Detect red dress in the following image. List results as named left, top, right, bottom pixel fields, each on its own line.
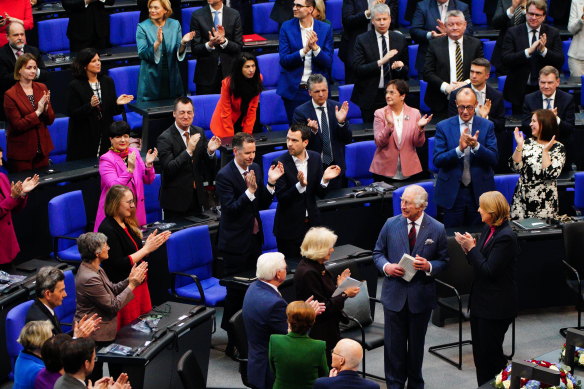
left=0, top=0, right=33, bottom=47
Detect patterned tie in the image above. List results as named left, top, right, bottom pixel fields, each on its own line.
left=461, top=125, right=471, bottom=186
left=513, top=5, right=524, bottom=25
left=545, top=98, right=552, bottom=109
left=455, top=40, right=464, bottom=82
left=317, top=107, right=334, bottom=165
left=16, top=49, right=23, bottom=57
left=380, top=34, right=390, bottom=86
left=213, top=10, right=220, bottom=28
left=408, top=221, right=416, bottom=254
left=242, top=171, right=260, bottom=234
left=183, top=131, right=190, bottom=145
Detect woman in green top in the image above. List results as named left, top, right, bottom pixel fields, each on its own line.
left=269, top=301, right=329, bottom=389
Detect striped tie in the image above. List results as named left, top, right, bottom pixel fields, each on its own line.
left=455, top=40, right=464, bottom=82
left=513, top=5, right=524, bottom=25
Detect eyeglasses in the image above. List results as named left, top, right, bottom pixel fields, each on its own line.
left=293, top=3, right=310, bottom=8
left=457, top=105, right=476, bottom=112
left=124, top=199, right=136, bottom=205
left=332, top=351, right=344, bottom=359
left=526, top=12, right=545, bottom=18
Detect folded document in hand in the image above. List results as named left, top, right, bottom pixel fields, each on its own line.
left=332, top=277, right=362, bottom=297
left=398, top=253, right=417, bottom=282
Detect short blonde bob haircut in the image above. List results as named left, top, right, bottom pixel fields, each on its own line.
left=286, top=301, right=316, bottom=334
left=17, top=320, right=54, bottom=351
left=300, top=227, right=338, bottom=261
left=313, top=0, right=327, bottom=21
left=478, top=191, right=510, bottom=227
left=148, top=0, right=173, bottom=18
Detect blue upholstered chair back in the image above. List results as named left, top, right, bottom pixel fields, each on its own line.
left=54, top=270, right=76, bottom=333
left=262, top=150, right=287, bottom=186
left=494, top=174, right=520, bottom=206
left=392, top=181, right=437, bottom=218
left=471, top=0, right=487, bottom=25
left=497, top=76, right=513, bottom=115
left=48, top=117, right=69, bottom=164
left=110, top=11, right=140, bottom=46
left=48, top=190, right=86, bottom=254
left=398, top=0, right=410, bottom=26
left=38, top=18, right=69, bottom=53
left=0, top=129, right=5, bottom=155
left=167, top=225, right=214, bottom=289
left=427, top=136, right=438, bottom=173
left=345, top=140, right=376, bottom=186
left=6, top=300, right=34, bottom=378
left=327, top=0, right=343, bottom=31
left=144, top=174, right=162, bottom=223
left=109, top=65, right=143, bottom=132
left=408, top=44, right=419, bottom=79
left=260, top=90, right=289, bottom=132
left=260, top=209, right=277, bottom=253
left=257, top=53, right=279, bottom=90
left=187, top=59, right=198, bottom=95
left=252, top=3, right=279, bottom=34
left=182, top=7, right=202, bottom=36
left=338, top=84, right=363, bottom=123
left=574, top=172, right=584, bottom=212
left=419, top=80, right=431, bottom=114
left=191, top=94, right=220, bottom=133
left=482, top=40, right=496, bottom=73
left=332, top=48, right=345, bottom=85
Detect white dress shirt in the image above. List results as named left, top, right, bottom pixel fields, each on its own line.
left=471, top=85, right=487, bottom=106
left=260, top=280, right=281, bottom=295
left=234, top=161, right=275, bottom=201
left=299, top=19, right=321, bottom=83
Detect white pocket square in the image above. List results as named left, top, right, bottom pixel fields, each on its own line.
left=424, top=239, right=434, bottom=245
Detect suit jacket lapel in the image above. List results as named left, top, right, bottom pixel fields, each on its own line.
left=411, top=214, right=430, bottom=255
left=399, top=216, right=410, bottom=254
left=430, top=0, right=441, bottom=22
left=284, top=153, right=299, bottom=177
left=292, top=19, right=303, bottom=52
left=230, top=160, right=247, bottom=191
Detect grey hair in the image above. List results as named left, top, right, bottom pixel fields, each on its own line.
left=445, top=9, right=465, bottom=21
left=403, top=185, right=428, bottom=209
left=307, top=73, right=327, bottom=91
left=6, top=21, right=24, bottom=36
left=256, top=252, right=287, bottom=280
left=456, top=87, right=477, bottom=103
left=370, top=3, right=390, bottom=19
left=35, top=267, right=65, bottom=299
left=77, top=232, right=108, bottom=262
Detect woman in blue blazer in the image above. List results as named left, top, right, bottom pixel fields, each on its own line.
left=454, top=191, right=519, bottom=386
left=136, top=0, right=195, bottom=101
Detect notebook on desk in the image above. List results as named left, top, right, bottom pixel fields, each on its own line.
left=512, top=218, right=551, bottom=230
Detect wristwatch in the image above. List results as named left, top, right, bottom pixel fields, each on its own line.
left=341, top=292, right=348, bottom=298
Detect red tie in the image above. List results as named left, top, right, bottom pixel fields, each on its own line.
left=16, top=49, right=23, bottom=57
left=408, top=221, right=416, bottom=253
left=243, top=171, right=260, bottom=234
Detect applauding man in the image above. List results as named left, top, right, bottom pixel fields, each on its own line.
left=293, top=74, right=351, bottom=188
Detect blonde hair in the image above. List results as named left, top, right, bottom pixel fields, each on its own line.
left=479, top=191, right=510, bottom=227
left=300, top=227, right=337, bottom=261
left=17, top=320, right=53, bottom=351
left=148, top=0, right=173, bottom=18
left=313, top=0, right=326, bottom=21
left=104, top=185, right=143, bottom=238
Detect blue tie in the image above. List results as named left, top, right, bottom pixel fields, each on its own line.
left=318, top=107, right=333, bottom=165
left=213, top=11, right=219, bottom=28
left=545, top=98, right=552, bottom=109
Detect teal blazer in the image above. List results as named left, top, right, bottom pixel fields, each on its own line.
left=269, top=332, right=329, bottom=389
left=136, top=18, right=185, bottom=102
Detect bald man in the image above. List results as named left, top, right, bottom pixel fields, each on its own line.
left=313, top=339, right=379, bottom=388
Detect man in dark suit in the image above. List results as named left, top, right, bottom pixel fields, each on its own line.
left=292, top=74, right=351, bottom=189
left=314, top=339, right=380, bottom=389
left=501, top=0, right=563, bottom=114
left=0, top=22, right=47, bottom=121
left=62, top=0, right=114, bottom=52
left=25, top=267, right=66, bottom=334
left=491, top=0, right=526, bottom=75
left=350, top=3, right=408, bottom=123
left=276, top=0, right=334, bottom=122
left=339, top=0, right=398, bottom=84
left=521, top=65, right=575, bottom=169
left=410, top=0, right=472, bottom=76
left=190, top=0, right=243, bottom=95
left=273, top=124, right=341, bottom=260
left=54, top=338, right=98, bottom=389
left=216, top=132, right=284, bottom=354
left=423, top=10, right=484, bottom=119
left=156, top=97, right=222, bottom=220
left=434, top=88, right=498, bottom=228
left=373, top=184, right=449, bottom=389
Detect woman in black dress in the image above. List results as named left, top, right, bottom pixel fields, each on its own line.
left=293, top=227, right=360, bottom=362
left=66, top=48, right=134, bottom=161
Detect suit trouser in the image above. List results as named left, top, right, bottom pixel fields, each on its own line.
left=470, top=315, right=513, bottom=386
left=438, top=185, right=480, bottom=228
left=383, top=306, right=432, bottom=389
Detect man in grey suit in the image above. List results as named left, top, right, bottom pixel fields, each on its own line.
left=373, top=184, right=449, bottom=389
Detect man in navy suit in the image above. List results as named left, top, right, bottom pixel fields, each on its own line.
left=313, top=339, right=380, bottom=389
left=292, top=74, right=351, bottom=189
left=434, top=88, right=498, bottom=228
left=410, top=0, right=472, bottom=76
left=276, top=0, right=334, bottom=122
left=373, top=184, right=449, bottom=389
left=273, top=123, right=341, bottom=260
left=501, top=0, right=563, bottom=114
left=216, top=132, right=285, bottom=354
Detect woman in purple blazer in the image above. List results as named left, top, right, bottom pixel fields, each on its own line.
left=0, top=146, right=39, bottom=267
left=94, top=121, right=157, bottom=231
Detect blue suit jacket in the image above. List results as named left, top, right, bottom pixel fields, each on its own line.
left=373, top=213, right=449, bottom=313
left=242, top=281, right=287, bottom=389
left=409, top=0, right=472, bottom=75
left=433, top=115, right=498, bottom=210
left=313, top=370, right=380, bottom=389
left=276, top=18, right=334, bottom=100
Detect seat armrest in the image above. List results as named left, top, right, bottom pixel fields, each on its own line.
left=170, top=271, right=206, bottom=305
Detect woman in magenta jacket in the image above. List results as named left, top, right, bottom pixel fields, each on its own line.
left=369, top=79, right=432, bottom=183
left=94, top=121, right=157, bottom=231
left=0, top=146, right=38, bottom=266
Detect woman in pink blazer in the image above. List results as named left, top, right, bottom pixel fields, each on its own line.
left=94, top=121, right=157, bottom=231
left=0, top=147, right=39, bottom=266
left=369, top=79, right=432, bottom=182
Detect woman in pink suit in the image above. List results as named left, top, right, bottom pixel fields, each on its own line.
left=94, top=121, right=157, bottom=231
left=0, top=146, right=39, bottom=267
left=369, top=79, right=432, bottom=183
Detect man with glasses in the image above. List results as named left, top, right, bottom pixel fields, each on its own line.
left=433, top=88, right=498, bottom=227
left=423, top=10, right=483, bottom=120
left=501, top=0, right=563, bottom=114
left=277, top=0, right=334, bottom=122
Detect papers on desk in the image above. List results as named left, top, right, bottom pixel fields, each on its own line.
left=332, top=277, right=362, bottom=297
left=398, top=254, right=417, bottom=282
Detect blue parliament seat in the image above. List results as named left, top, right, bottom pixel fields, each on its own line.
left=327, top=0, right=343, bottom=32
left=419, top=80, right=431, bottom=114
left=260, top=90, right=289, bottom=132
left=332, top=48, right=345, bottom=85
left=6, top=300, right=34, bottom=379
left=252, top=3, right=279, bottom=34
left=108, top=65, right=143, bottom=133
left=574, top=172, right=584, bottom=213
left=37, top=18, right=69, bottom=54
left=345, top=140, right=376, bottom=187
left=482, top=40, right=496, bottom=72
left=257, top=53, right=279, bottom=90
left=48, top=117, right=69, bottom=164
left=392, top=181, right=437, bottom=218
left=398, top=0, right=410, bottom=27
left=260, top=209, right=278, bottom=253
left=494, top=174, right=520, bottom=206
left=408, top=44, right=419, bottom=79
left=191, top=94, right=220, bottom=134
left=427, top=136, right=438, bottom=174
left=562, top=40, right=571, bottom=77
left=262, top=150, right=287, bottom=186
left=48, top=190, right=87, bottom=263
left=497, top=76, right=512, bottom=115
left=338, top=84, right=363, bottom=124
left=166, top=225, right=227, bottom=306
left=53, top=269, right=76, bottom=333
left=182, top=7, right=202, bottom=36
left=187, top=59, right=197, bottom=95
left=471, top=0, right=487, bottom=26
left=144, top=174, right=162, bottom=223
left=110, top=11, right=140, bottom=47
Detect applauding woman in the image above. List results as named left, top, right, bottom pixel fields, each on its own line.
left=95, top=121, right=157, bottom=230
left=67, top=48, right=134, bottom=161
left=369, top=80, right=431, bottom=183
left=454, top=191, right=518, bottom=386
left=136, top=0, right=195, bottom=101
left=97, top=185, right=170, bottom=327
left=210, top=52, right=263, bottom=137
left=510, top=109, right=566, bottom=219
left=4, top=53, right=54, bottom=172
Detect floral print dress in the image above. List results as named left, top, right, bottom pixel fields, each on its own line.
left=509, top=138, right=566, bottom=219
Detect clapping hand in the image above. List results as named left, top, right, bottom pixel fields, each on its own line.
left=245, top=169, right=258, bottom=193
left=111, top=373, right=131, bottom=389
left=181, top=31, right=196, bottom=45
left=454, top=231, right=476, bottom=253
left=477, top=99, right=492, bottom=118
left=129, top=261, right=148, bottom=288
left=538, top=33, right=547, bottom=53
left=297, top=171, right=307, bottom=187
left=322, top=165, right=341, bottom=183
left=143, top=229, right=171, bottom=254
left=116, top=94, right=134, bottom=105
left=207, top=135, right=222, bottom=153
left=73, top=313, right=102, bottom=339
left=36, top=91, right=50, bottom=115
left=384, top=108, right=394, bottom=128
left=417, top=114, right=433, bottom=129
left=10, top=181, right=23, bottom=199
left=513, top=127, right=524, bottom=149
left=459, top=128, right=470, bottom=150
left=337, top=268, right=351, bottom=286
left=435, top=19, right=447, bottom=35
left=335, top=101, right=349, bottom=123
left=90, top=94, right=100, bottom=107
left=127, top=151, right=136, bottom=172
left=268, top=161, right=285, bottom=184
left=306, top=118, right=319, bottom=133
left=391, top=60, right=404, bottom=70
left=156, top=26, right=164, bottom=43
left=305, top=295, right=326, bottom=315
left=543, top=135, right=556, bottom=152
left=466, top=130, right=479, bottom=148
left=380, top=49, right=398, bottom=65
left=550, top=107, right=558, bottom=117
left=187, top=133, right=201, bottom=153
left=145, top=148, right=158, bottom=167
left=308, top=30, right=319, bottom=51
left=21, top=174, right=39, bottom=195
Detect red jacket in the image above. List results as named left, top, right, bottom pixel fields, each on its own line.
left=0, top=0, right=33, bottom=47
left=4, top=81, right=55, bottom=161
left=0, top=173, right=26, bottom=264
left=210, top=76, right=260, bottom=138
